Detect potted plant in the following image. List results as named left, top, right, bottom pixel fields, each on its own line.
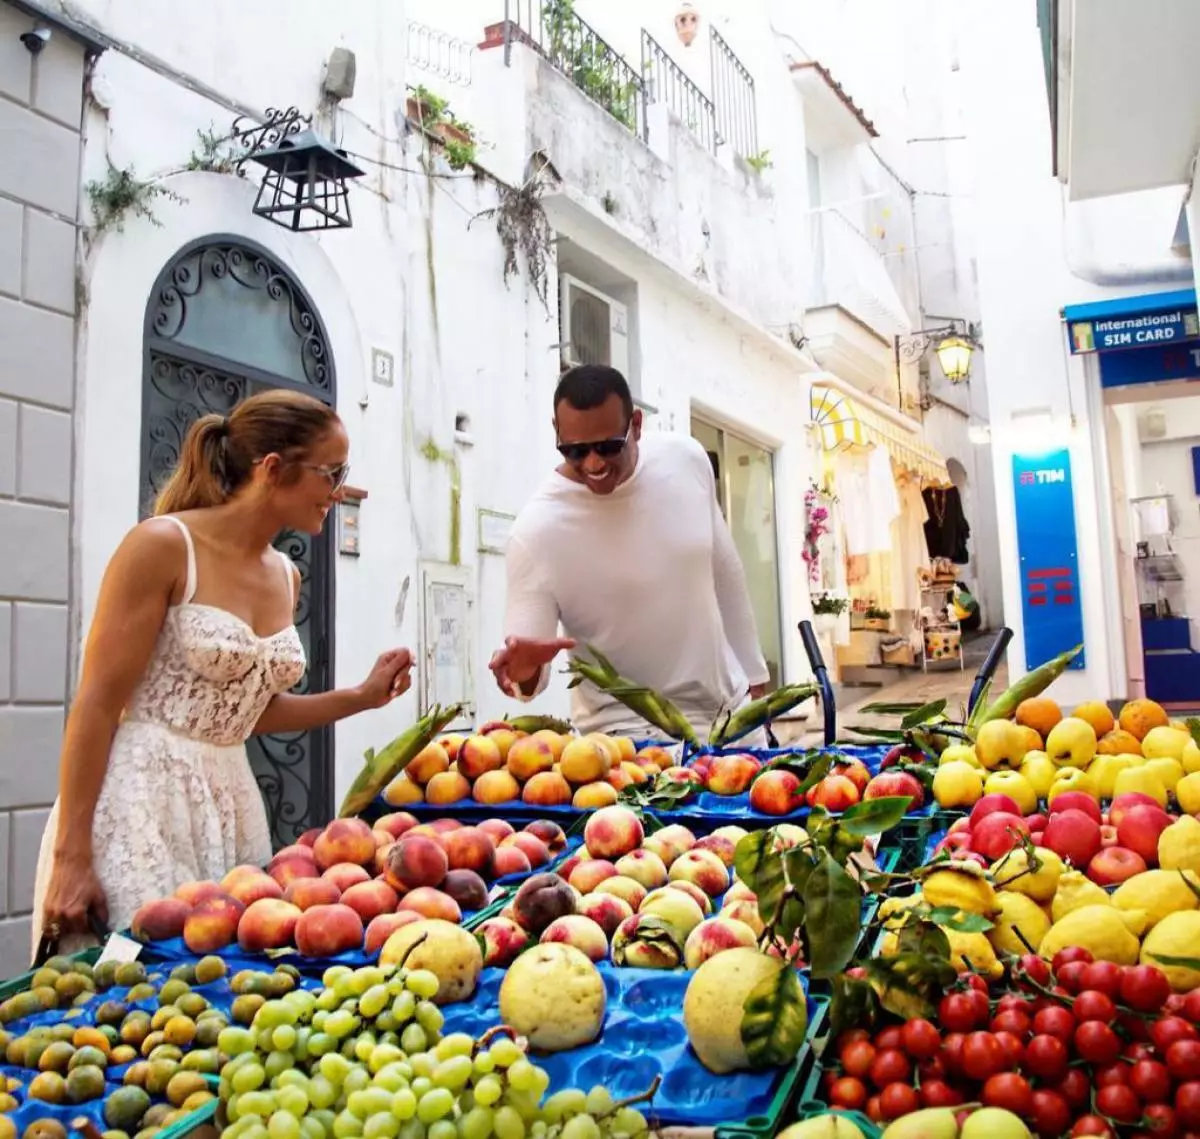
left=810, top=594, right=848, bottom=635
left=864, top=605, right=892, bottom=632
left=406, top=85, right=449, bottom=131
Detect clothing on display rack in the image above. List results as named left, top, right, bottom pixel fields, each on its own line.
left=891, top=478, right=930, bottom=613
left=922, top=485, right=971, bottom=564
left=838, top=449, right=900, bottom=556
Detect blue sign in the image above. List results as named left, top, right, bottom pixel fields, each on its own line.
left=1099, top=342, right=1200, bottom=389
left=1012, top=449, right=1085, bottom=672
left=1068, top=305, right=1199, bottom=354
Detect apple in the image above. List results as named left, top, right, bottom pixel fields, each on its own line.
left=1100, top=824, right=1119, bottom=848
left=948, top=817, right=972, bottom=835
left=969, top=794, right=1023, bottom=829
left=950, top=850, right=988, bottom=868
left=1048, top=791, right=1103, bottom=824
left=970, top=811, right=1029, bottom=861
left=1116, top=803, right=1173, bottom=865
left=1044, top=717, right=1099, bottom=768
left=1110, top=792, right=1168, bottom=829
left=862, top=771, right=924, bottom=810
left=1025, top=813, right=1048, bottom=833
left=1042, top=808, right=1103, bottom=868
left=882, top=744, right=923, bottom=769
left=975, top=720, right=1029, bottom=771
left=937, top=832, right=973, bottom=855
left=1087, top=846, right=1148, bottom=886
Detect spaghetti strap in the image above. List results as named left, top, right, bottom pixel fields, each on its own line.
left=275, top=549, right=294, bottom=608
left=160, top=516, right=197, bottom=604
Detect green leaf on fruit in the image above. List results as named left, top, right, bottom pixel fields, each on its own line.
left=1180, top=870, right=1200, bottom=904
left=803, top=852, right=863, bottom=978
left=1147, top=952, right=1200, bottom=971
left=839, top=797, right=913, bottom=835
left=741, top=963, right=808, bottom=1069
left=734, top=831, right=787, bottom=920
left=1188, top=718, right=1200, bottom=749
left=858, top=702, right=928, bottom=716
left=829, top=974, right=880, bottom=1040
left=902, top=700, right=948, bottom=729
left=841, top=726, right=907, bottom=742
left=924, top=905, right=995, bottom=933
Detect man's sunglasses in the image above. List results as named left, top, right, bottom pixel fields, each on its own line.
left=556, top=424, right=631, bottom=465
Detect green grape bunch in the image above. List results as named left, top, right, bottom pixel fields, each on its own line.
left=214, top=955, right=657, bottom=1139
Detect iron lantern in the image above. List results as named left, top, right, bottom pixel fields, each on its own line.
left=934, top=334, right=975, bottom=384
left=247, top=129, right=365, bottom=232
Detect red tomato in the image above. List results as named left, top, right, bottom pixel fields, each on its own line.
left=868, top=1049, right=911, bottom=1089
left=1033, top=1004, right=1076, bottom=1041
left=1176, top=1081, right=1200, bottom=1129
left=963, top=973, right=989, bottom=994
left=1053, top=1068, right=1091, bottom=1110
left=873, top=1026, right=904, bottom=1051
left=1141, top=1102, right=1178, bottom=1137
left=919, top=1080, right=962, bottom=1109
left=1122, top=965, right=1173, bottom=1013
left=829, top=1077, right=867, bottom=1111
left=1154, top=1017, right=1200, bottom=1055
left=1069, top=1117, right=1115, bottom=1138
left=1119, top=1009, right=1152, bottom=1042
left=1125, top=1041, right=1158, bottom=1063
left=1131, top=1059, right=1173, bottom=1104
left=1074, top=1021, right=1121, bottom=1066
left=1169, top=1040, right=1200, bottom=1082
left=1096, top=1083, right=1142, bottom=1124
left=993, top=1030, right=1025, bottom=1068
left=1023, top=1034, right=1069, bottom=1081
left=1057, top=961, right=1090, bottom=994
left=990, top=1009, right=1032, bottom=1039
left=840, top=1040, right=876, bottom=1079
left=982, top=1072, right=1033, bottom=1115
left=1016, top=953, right=1052, bottom=988
left=940, top=1032, right=966, bottom=1075
left=1074, top=989, right=1118, bottom=1024
left=997, top=993, right=1033, bottom=1015
left=1184, top=988, right=1200, bottom=1023
left=965, top=988, right=991, bottom=1022
left=901, top=1018, right=940, bottom=1059
left=1052, top=946, right=1094, bottom=971
left=1081, top=960, right=1126, bottom=998
left=836, top=1028, right=870, bottom=1050
left=864, top=1095, right=883, bottom=1123
left=1029, top=1089, right=1072, bottom=1139
left=879, top=1083, right=920, bottom=1121
left=917, top=1056, right=946, bottom=1082
left=961, top=1032, right=1006, bottom=1082
left=939, top=993, right=982, bottom=1033
left=1095, top=1061, right=1132, bottom=1087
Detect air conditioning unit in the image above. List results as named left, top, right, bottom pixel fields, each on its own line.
left=560, top=274, right=630, bottom=380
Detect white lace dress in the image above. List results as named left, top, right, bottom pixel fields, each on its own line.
left=31, top=516, right=306, bottom=954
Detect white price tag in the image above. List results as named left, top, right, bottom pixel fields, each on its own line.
left=95, top=932, right=143, bottom=966
left=486, top=885, right=506, bottom=904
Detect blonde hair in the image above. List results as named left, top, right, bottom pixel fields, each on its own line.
left=153, top=389, right=339, bottom=515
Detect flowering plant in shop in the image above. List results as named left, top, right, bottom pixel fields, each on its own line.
left=803, top=481, right=835, bottom=585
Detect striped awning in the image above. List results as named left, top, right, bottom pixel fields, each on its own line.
left=810, top=383, right=951, bottom=485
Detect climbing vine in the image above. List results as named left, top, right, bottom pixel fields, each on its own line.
left=543, top=0, right=640, bottom=133
left=85, top=162, right=184, bottom=236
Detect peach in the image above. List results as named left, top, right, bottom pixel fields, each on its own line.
left=749, top=770, right=803, bottom=816
left=478, top=818, right=515, bottom=844
left=182, top=895, right=244, bottom=954
left=269, top=856, right=321, bottom=890
left=227, top=874, right=284, bottom=907
left=486, top=729, right=521, bottom=760
left=614, top=849, right=669, bottom=891
left=660, top=766, right=705, bottom=789
left=386, top=835, right=449, bottom=891
left=835, top=761, right=872, bottom=795
left=443, top=827, right=496, bottom=877
left=632, top=754, right=661, bottom=776
left=667, top=879, right=713, bottom=915
left=531, top=729, right=567, bottom=762
left=507, top=737, right=557, bottom=782
left=407, top=742, right=450, bottom=785
left=322, top=862, right=372, bottom=892
left=560, top=738, right=611, bottom=785
left=472, top=770, right=521, bottom=805
left=619, top=762, right=650, bottom=786
left=512, top=872, right=577, bottom=934
left=684, top=916, right=758, bottom=969
left=284, top=877, right=343, bottom=911
left=807, top=776, right=861, bottom=811
left=493, top=846, right=532, bottom=878
left=669, top=849, right=731, bottom=897
left=588, top=733, right=624, bottom=766
left=399, top=887, right=462, bottom=923
left=639, top=887, right=705, bottom=938
left=501, top=832, right=550, bottom=868
left=341, top=880, right=400, bottom=923
left=540, top=915, right=609, bottom=962
left=706, top=754, right=760, bottom=796
left=372, top=828, right=396, bottom=849
left=519, top=771, right=570, bottom=806
left=220, top=864, right=263, bottom=891
left=605, top=766, right=636, bottom=792
left=637, top=746, right=675, bottom=772
left=174, top=880, right=225, bottom=907
left=269, top=843, right=316, bottom=870
left=375, top=811, right=420, bottom=840
left=573, top=782, right=619, bottom=808
left=723, top=880, right=757, bottom=906
left=611, top=913, right=684, bottom=968
left=298, top=827, right=323, bottom=848
left=440, top=734, right=466, bottom=762
left=131, top=897, right=191, bottom=942
left=720, top=899, right=765, bottom=937
left=373, top=842, right=396, bottom=877
left=694, top=835, right=737, bottom=868
left=594, top=875, right=647, bottom=911
left=556, top=852, right=585, bottom=882
left=458, top=736, right=503, bottom=780
left=584, top=806, right=644, bottom=860
left=429, top=818, right=462, bottom=834
left=577, top=892, right=633, bottom=938
left=712, top=825, right=749, bottom=846
left=364, top=911, right=420, bottom=956
left=425, top=771, right=471, bottom=805
left=383, top=773, right=424, bottom=806
left=237, top=898, right=302, bottom=952
left=476, top=917, right=529, bottom=968
left=313, top=818, right=377, bottom=870
left=442, top=869, right=489, bottom=912
left=525, top=820, right=567, bottom=853
left=569, top=859, right=620, bottom=894
left=644, top=824, right=696, bottom=867
left=294, top=903, right=365, bottom=957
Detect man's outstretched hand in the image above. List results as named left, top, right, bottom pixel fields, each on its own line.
left=489, top=636, right=577, bottom=697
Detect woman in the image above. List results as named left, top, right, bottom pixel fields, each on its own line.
left=33, top=389, right=412, bottom=952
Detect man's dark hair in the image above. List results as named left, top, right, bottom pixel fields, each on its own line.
left=554, top=364, right=634, bottom=421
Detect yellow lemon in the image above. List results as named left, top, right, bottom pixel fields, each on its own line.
left=1040, top=905, right=1143, bottom=965
left=1088, top=754, right=1135, bottom=799
left=988, top=892, right=1050, bottom=955
left=1113, top=766, right=1168, bottom=808
left=1159, top=816, right=1200, bottom=874
left=984, top=771, right=1037, bottom=815
left=993, top=846, right=1063, bottom=903
left=1142, top=911, right=1200, bottom=991
left=1142, top=726, right=1192, bottom=762
left=1177, top=771, right=1200, bottom=815
left=1112, top=869, right=1200, bottom=930
left=1051, top=869, right=1112, bottom=922
left=946, top=931, right=1004, bottom=980
left=1183, top=738, right=1200, bottom=775
left=932, top=761, right=984, bottom=809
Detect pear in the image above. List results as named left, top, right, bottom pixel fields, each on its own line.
left=777, top=1117, right=866, bottom=1139
left=960, top=1106, right=1033, bottom=1137
left=880, top=1108, right=958, bottom=1139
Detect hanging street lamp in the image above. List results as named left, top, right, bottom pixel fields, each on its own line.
left=894, top=318, right=983, bottom=389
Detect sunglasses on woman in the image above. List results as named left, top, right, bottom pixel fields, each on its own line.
left=299, top=461, right=351, bottom=492
left=556, top=424, right=631, bottom=464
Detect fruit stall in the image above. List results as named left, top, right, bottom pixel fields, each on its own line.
left=14, top=639, right=1200, bottom=1139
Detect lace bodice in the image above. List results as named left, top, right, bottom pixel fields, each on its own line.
left=124, top=603, right=306, bottom=746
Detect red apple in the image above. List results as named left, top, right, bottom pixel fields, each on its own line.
left=969, top=794, right=1023, bottom=829
left=950, top=850, right=988, bottom=868
left=863, top=771, right=924, bottom=811
left=948, top=817, right=972, bottom=835
left=1116, top=804, right=1173, bottom=866
left=1087, top=846, right=1148, bottom=886
left=1100, top=824, right=1119, bottom=848
left=882, top=744, right=923, bottom=769
left=1047, top=792, right=1102, bottom=824
left=1110, top=792, right=1168, bottom=829
left=970, top=811, right=1029, bottom=861
left=938, top=832, right=973, bottom=855
left=1025, top=813, right=1048, bottom=833
left=1043, top=808, right=1102, bottom=868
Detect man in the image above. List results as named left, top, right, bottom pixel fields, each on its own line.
left=489, top=364, right=770, bottom=740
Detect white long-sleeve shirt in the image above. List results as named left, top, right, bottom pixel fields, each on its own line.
left=503, top=433, right=769, bottom=737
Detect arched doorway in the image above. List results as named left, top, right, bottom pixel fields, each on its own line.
left=139, top=238, right=336, bottom=847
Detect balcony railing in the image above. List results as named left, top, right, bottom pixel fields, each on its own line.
left=641, top=29, right=717, bottom=153
left=501, top=0, right=645, bottom=136
left=408, top=20, right=474, bottom=87
left=710, top=27, right=758, bottom=158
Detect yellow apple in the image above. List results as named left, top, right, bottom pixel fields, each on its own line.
left=940, top=744, right=981, bottom=769
left=975, top=721, right=1029, bottom=771
left=1088, top=753, right=1135, bottom=800
left=1046, top=766, right=1099, bottom=804
left=1143, top=726, right=1191, bottom=762
left=1043, top=717, right=1098, bottom=768
left=932, top=761, right=984, bottom=809
left=1018, top=751, right=1057, bottom=799
left=1112, top=765, right=1168, bottom=808
left=1146, top=757, right=1185, bottom=794
left=984, top=771, right=1038, bottom=815
left=1185, top=739, right=1200, bottom=775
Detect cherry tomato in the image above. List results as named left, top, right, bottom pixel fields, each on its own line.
left=1141, top=1102, right=1178, bottom=1137
left=1096, top=1083, right=1142, bottom=1124
left=864, top=1095, right=883, bottom=1124
left=1095, top=1061, right=1132, bottom=1087
left=1033, top=1004, right=1076, bottom=1041
left=993, top=1030, right=1024, bottom=1068
left=917, top=1056, right=946, bottom=1082
left=982, top=1072, right=1033, bottom=1115
left=919, top=1079, right=962, bottom=1109
left=1029, top=1089, right=1072, bottom=1139
left=1053, top=946, right=1094, bottom=971
left=997, top=993, right=1033, bottom=1015
left=1075, top=989, right=1118, bottom=1024
left=1053, top=1067, right=1091, bottom=1109
left=879, top=1083, right=920, bottom=1121
left=1175, top=1080, right=1200, bottom=1129
left=873, top=1026, right=904, bottom=1051
left=990, top=1009, right=1032, bottom=1039
left=1184, top=988, right=1200, bottom=1023
left=940, top=1032, right=966, bottom=1075
left=868, top=1048, right=911, bottom=1089
left=1081, top=960, right=1126, bottom=998
left=1122, top=965, right=1173, bottom=1013
left=1069, top=1117, right=1115, bottom=1138
left=939, top=993, right=981, bottom=1033
left=965, top=988, right=990, bottom=1022
left=1169, top=1040, right=1200, bottom=1082
left=1023, top=1033, right=1069, bottom=1081
left=836, top=1028, right=871, bottom=1050
left=901, top=1018, right=940, bottom=1059
left=829, top=1077, right=867, bottom=1110
left=961, top=1032, right=1006, bottom=1081
left=1154, top=1016, right=1200, bottom=1055
left=1058, top=961, right=1091, bottom=994
left=1131, top=1059, right=1173, bottom=1105
left=1075, top=1021, right=1121, bottom=1066
left=1125, top=1041, right=1158, bottom=1063
left=1120, top=1009, right=1152, bottom=1042
left=1016, top=953, right=1052, bottom=988
left=963, top=973, right=989, bottom=994
left=840, top=1040, right=876, bottom=1079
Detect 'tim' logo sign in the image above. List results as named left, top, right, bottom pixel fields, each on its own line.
left=1019, top=468, right=1066, bottom=486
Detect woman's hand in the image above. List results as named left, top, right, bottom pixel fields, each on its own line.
left=41, top=855, right=108, bottom=940
left=356, top=648, right=414, bottom=710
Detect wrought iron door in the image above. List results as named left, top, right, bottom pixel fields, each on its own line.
left=139, top=239, right=337, bottom=847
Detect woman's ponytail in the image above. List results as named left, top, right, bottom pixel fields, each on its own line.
left=153, top=414, right=232, bottom=515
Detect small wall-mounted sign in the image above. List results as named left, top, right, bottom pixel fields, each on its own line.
left=371, top=347, right=395, bottom=386
left=338, top=485, right=368, bottom=557
left=477, top=508, right=515, bottom=555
